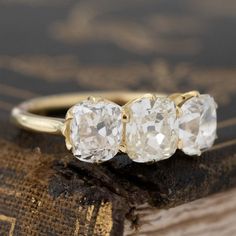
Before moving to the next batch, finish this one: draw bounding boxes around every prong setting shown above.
[122,111,129,123]
[119,143,127,153]
[62,107,74,151]
[61,91,217,163]
[124,94,179,163]
[177,139,183,149]
[170,90,200,107]
[63,96,123,163]
[176,106,183,118]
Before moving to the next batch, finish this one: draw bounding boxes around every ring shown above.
[11,91,217,163]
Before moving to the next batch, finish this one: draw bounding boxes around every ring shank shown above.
[11,92,165,135]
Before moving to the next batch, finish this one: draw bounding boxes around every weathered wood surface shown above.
[0,1,236,235]
[0,121,236,236]
[124,188,236,236]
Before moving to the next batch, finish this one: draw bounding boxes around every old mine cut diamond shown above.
[179,94,217,155]
[69,98,122,163]
[125,96,179,162]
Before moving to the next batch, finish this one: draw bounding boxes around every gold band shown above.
[11,91,165,135]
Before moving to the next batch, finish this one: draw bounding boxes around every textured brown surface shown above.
[0,1,236,235]
[124,188,236,236]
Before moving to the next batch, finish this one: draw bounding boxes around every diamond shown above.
[69,98,122,163]
[125,95,178,162]
[179,94,217,155]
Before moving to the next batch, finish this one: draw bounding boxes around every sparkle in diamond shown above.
[125,96,179,162]
[70,99,122,163]
[179,94,217,155]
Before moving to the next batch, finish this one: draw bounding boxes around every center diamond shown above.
[125,95,178,162]
[69,98,122,163]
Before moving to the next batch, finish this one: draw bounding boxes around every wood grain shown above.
[124,188,236,236]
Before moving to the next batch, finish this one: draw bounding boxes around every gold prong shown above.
[87,96,98,102]
[120,108,128,153]
[169,90,200,107]
[119,143,127,153]
[123,93,156,109]
[177,139,183,149]
[62,120,73,151]
[187,90,200,97]
[142,93,156,99]
[176,106,183,118]
[65,140,73,150]
[65,107,74,120]
[122,111,129,123]
[62,107,75,151]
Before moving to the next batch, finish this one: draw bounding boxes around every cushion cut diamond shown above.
[70,98,122,163]
[179,94,217,155]
[125,96,178,162]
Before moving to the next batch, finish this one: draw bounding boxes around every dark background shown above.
[0,0,236,119]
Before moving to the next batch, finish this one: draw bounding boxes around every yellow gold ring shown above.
[11,91,217,163]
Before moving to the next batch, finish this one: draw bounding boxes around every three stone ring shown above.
[11,91,217,163]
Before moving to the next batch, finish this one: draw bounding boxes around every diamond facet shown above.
[69,98,122,163]
[179,94,217,155]
[125,96,179,162]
